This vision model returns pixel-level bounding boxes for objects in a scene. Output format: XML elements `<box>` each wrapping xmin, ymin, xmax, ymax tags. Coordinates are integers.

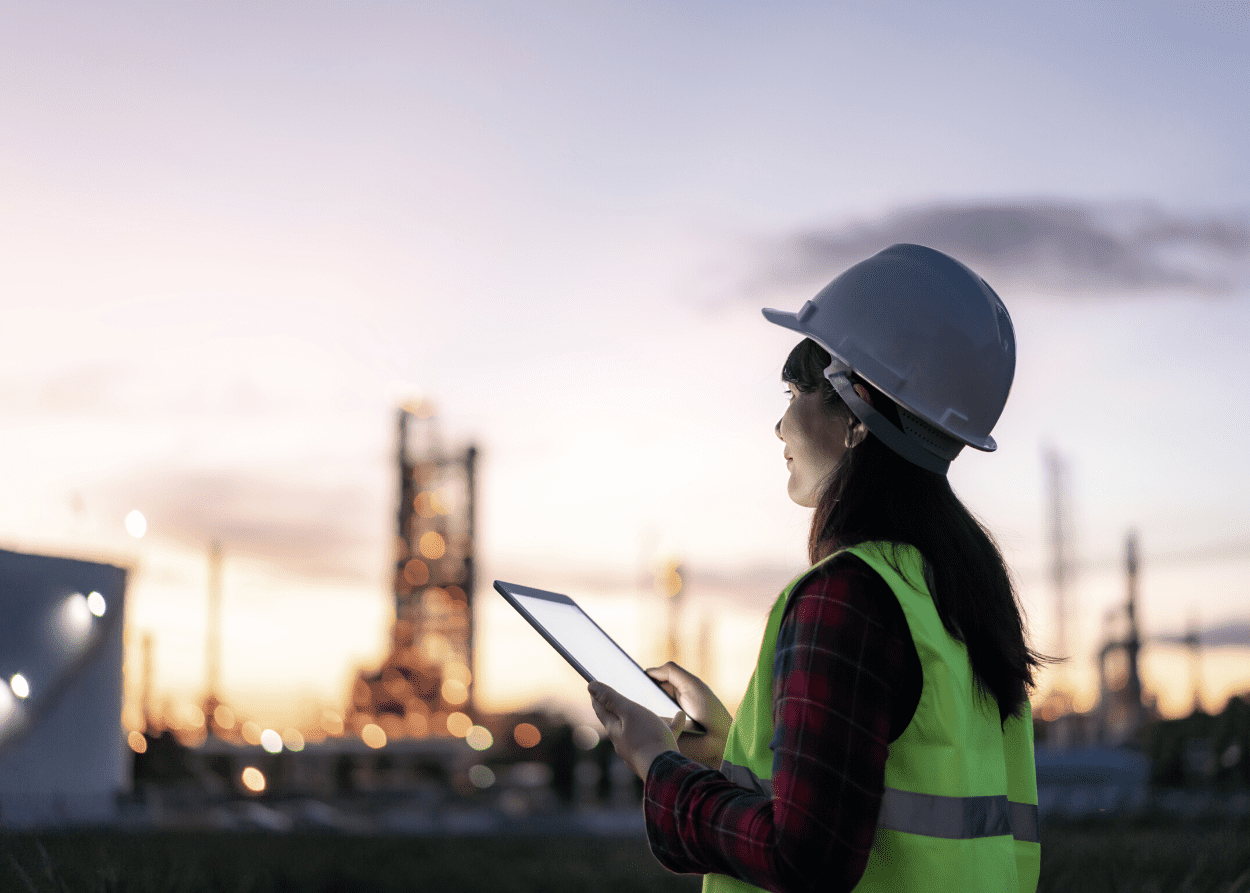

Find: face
<box><xmin>777</xmin><ymin>383</ymin><xmax>853</xmax><ymax>508</ymax></box>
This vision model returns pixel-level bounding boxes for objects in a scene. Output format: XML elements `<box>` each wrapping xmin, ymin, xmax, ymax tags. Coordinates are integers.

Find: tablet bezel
<box><xmin>493</xmin><ymin>580</ymin><xmax>706</xmax><ymax>736</ymax></box>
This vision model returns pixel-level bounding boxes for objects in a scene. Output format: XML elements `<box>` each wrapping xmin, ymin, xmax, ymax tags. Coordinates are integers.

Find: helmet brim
<box><xmin>761</xmin><ymin>307</ymin><xmax>804</xmax><ymax>332</ymax></box>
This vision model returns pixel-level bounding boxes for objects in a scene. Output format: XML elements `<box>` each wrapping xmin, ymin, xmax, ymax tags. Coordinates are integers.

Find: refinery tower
<box><xmin>346</xmin><ymin>402</ymin><xmax>479</xmax><ymax>741</ymax></box>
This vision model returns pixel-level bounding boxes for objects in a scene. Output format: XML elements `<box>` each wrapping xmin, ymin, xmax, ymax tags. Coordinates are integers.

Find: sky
<box><xmin>1</xmin><ymin>1</ymin><xmax>1248</xmax><ymax>732</ymax></box>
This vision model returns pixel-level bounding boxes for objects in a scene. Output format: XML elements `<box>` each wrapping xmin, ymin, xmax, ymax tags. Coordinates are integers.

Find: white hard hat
<box><xmin>762</xmin><ymin>243</ymin><xmax>1016</xmax><ymax>475</ymax></box>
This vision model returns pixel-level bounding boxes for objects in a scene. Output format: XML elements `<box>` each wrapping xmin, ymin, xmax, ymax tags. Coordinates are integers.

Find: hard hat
<box><xmin>762</xmin><ymin>243</ymin><xmax>1015</xmax><ymax>475</ymax></box>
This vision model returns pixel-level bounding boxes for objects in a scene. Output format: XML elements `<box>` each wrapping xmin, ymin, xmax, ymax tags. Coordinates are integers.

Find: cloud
<box><xmin>102</xmin><ymin>469</ymin><xmax>390</xmax><ymax>585</ymax></box>
<box><xmin>756</xmin><ymin>200</ymin><xmax>1249</xmax><ymax>297</ymax></box>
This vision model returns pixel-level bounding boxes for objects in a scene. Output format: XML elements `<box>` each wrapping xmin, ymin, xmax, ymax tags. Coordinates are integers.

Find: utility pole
<box><xmin>203</xmin><ymin>540</ymin><xmax>223</xmax><ymax>730</ymax></box>
<box><xmin>1041</xmin><ymin>446</ymin><xmax>1076</xmax><ymax>738</ymax></box>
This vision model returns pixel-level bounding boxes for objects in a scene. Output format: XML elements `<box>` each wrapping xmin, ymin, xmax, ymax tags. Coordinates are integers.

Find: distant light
<box><xmin>469</xmin><ymin>764</ymin><xmax>496</xmax><ymax>789</ymax></box>
<box><xmin>185</xmin><ymin>704</ymin><xmax>205</xmax><ymax>729</ymax></box>
<box><xmin>61</xmin><ymin>593</ymin><xmax>93</xmax><ymax>639</ymax></box>
<box><xmin>320</xmin><ymin>710</ymin><xmax>344</xmax><ymax>736</ymax></box>
<box><xmin>441</xmin><ymin>678</ymin><xmax>469</xmax><ymax>706</ymax></box>
<box><xmin>418</xmin><ymin>531</ymin><xmax>446</xmax><ymax>560</ymax></box>
<box><xmin>0</xmin><ymin>686</ymin><xmax>17</xmax><ymax>727</ymax></box>
<box><xmin>260</xmin><ymin>729</ymin><xmax>283</xmax><ymax>753</ymax></box>
<box><xmin>282</xmin><ymin>728</ymin><xmax>305</xmax><ymax>752</ymax></box>
<box><xmin>443</xmin><ymin>661</ymin><xmax>472</xmax><ymax>686</ymax></box>
<box><xmin>402</xmin><ymin>558</ymin><xmax>429</xmax><ymax>586</ymax></box>
<box><xmin>241</xmin><ymin>721</ymin><xmax>263</xmax><ymax>745</ymax></box>
<box><xmin>466</xmin><ymin>725</ymin><xmax>493</xmax><ymax>751</ymax></box>
<box><xmin>214</xmin><ymin>704</ymin><xmax>236</xmax><ymax>730</ymax></box>
<box><xmin>241</xmin><ymin>766</ymin><xmax>266</xmax><ymax>793</ymax></box>
<box><xmin>87</xmin><ymin>591</ymin><xmax>107</xmax><ymax>617</ymax></box>
<box><xmin>128</xmin><ymin>731</ymin><xmax>148</xmax><ymax>754</ymax></box>
<box><xmin>573</xmin><ymin>724</ymin><xmax>601</xmax><ymax>750</ymax></box>
<box><xmin>446</xmin><ymin>711</ymin><xmax>472</xmax><ymax>738</ymax></box>
<box><xmin>361</xmin><ymin>723</ymin><xmax>387</xmax><ymax>749</ymax></box>
<box><xmin>125</xmin><ymin>510</ymin><xmax>147</xmax><ymax>538</ymax></box>
<box><xmin>10</xmin><ymin>674</ymin><xmax>30</xmax><ymax>699</ymax></box>
<box><xmin>513</xmin><ymin>723</ymin><xmax>541</xmax><ymax>748</ymax></box>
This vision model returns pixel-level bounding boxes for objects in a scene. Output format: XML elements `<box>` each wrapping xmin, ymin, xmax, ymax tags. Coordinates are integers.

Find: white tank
<box><xmin>0</xmin><ymin>548</ymin><xmax>128</xmax><ymax>827</ymax></box>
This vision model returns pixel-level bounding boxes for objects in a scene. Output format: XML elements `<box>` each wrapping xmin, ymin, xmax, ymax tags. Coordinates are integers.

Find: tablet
<box><xmin>494</xmin><ymin>580</ymin><xmax>705</xmax><ymax>735</ymax></box>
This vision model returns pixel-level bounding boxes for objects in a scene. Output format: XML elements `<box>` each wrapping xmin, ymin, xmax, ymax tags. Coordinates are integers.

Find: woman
<box><xmin>589</xmin><ymin>244</ymin><xmax>1045</xmax><ymax>892</ymax></box>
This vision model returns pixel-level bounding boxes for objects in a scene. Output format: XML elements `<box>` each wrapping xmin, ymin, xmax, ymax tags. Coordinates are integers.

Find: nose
<box><xmin>775</xmin><ymin>417</ymin><xmax>783</xmax><ymax>440</ymax></box>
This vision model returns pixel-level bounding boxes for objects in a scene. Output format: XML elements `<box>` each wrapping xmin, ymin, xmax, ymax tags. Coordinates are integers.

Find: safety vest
<box><xmin>705</xmin><ymin>542</ymin><xmax>1040</xmax><ymax>893</ymax></box>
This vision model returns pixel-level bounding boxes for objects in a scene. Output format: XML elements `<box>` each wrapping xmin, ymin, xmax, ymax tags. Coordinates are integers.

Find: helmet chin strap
<box><xmin>825</xmin><ymin>368</ymin><xmax>951</xmax><ymax>475</ymax></box>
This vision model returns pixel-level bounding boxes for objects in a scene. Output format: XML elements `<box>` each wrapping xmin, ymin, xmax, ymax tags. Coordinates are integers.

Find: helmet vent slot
<box><xmin>898</xmin><ymin>407</ymin><xmax>964</xmax><ymax>462</ymax></box>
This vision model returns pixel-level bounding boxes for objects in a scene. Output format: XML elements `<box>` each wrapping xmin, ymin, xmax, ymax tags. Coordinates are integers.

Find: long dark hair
<box><xmin>783</xmin><ymin>338</ymin><xmax>1046</xmax><ymax>724</ymax></box>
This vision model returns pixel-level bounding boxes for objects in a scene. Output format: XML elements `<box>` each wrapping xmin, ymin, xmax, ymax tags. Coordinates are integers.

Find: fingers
<box><xmin>646</xmin><ymin>661</ymin><xmax>687</xmax><ymax>683</ymax></box>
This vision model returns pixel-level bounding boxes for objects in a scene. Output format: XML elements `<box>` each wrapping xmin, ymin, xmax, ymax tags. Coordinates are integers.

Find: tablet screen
<box><xmin>494</xmin><ymin>581</ymin><xmax>702</xmax><ymax>733</ymax></box>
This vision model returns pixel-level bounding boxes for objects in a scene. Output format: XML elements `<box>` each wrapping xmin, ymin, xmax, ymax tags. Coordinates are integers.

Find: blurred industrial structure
<box><xmin>345</xmin><ymin>401</ymin><xmax>479</xmax><ymax>743</ymax></box>
<box><xmin>0</xmin><ymin>549</ymin><xmax>129</xmax><ymax>825</ymax></box>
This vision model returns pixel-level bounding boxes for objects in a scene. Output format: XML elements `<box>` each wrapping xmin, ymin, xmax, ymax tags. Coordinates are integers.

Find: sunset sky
<box><xmin>2</xmin><ymin>2</ymin><xmax>1248</xmax><ymax>732</ymax></box>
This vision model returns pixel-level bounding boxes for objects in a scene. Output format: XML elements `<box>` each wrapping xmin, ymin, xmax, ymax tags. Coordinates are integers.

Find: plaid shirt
<box><xmin>643</xmin><ymin>553</ymin><xmax>922</xmax><ymax>893</ymax></box>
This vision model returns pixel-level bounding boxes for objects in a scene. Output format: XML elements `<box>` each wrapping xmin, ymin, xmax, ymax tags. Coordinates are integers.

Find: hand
<box><xmin>646</xmin><ymin>662</ymin><xmax>732</xmax><ymax>769</ymax></box>
<box><xmin>588</xmin><ymin>682</ymin><xmax>683</xmax><ymax>780</ymax></box>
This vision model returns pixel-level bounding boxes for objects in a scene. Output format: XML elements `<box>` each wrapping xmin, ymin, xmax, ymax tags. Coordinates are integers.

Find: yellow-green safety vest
<box><xmin>705</xmin><ymin>542</ymin><xmax>1040</xmax><ymax>893</ymax></box>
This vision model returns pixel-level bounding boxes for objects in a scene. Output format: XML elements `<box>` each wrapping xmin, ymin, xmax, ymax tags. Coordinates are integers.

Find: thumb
<box><xmin>588</xmin><ymin>681</ymin><xmax>620</xmax><ymax>712</ymax></box>
<box><xmin>668</xmin><ymin>711</ymin><xmax>686</xmax><ymax>736</ymax></box>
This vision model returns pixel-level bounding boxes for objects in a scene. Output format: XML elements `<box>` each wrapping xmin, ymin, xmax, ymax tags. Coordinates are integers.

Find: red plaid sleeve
<box><xmin>643</xmin><ymin>554</ymin><xmax>921</xmax><ymax>893</ymax></box>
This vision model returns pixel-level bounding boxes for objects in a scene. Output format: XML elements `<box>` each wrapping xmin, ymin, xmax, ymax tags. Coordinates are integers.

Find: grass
<box><xmin>1038</xmin><ymin>815</ymin><xmax>1250</xmax><ymax>893</ymax></box>
<box><xmin>2</xmin><ymin>816</ymin><xmax>1248</xmax><ymax>892</ymax></box>
<box><xmin>1</xmin><ymin>830</ymin><xmax>699</xmax><ymax>893</ymax></box>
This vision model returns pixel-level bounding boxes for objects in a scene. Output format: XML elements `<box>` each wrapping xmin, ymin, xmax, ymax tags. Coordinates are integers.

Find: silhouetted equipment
<box><xmin>346</xmin><ymin>401</ymin><xmax>479</xmax><ymax>741</ymax></box>
<box><xmin>202</xmin><ymin>540</ymin><xmax>223</xmax><ymax>733</ymax></box>
<box><xmin>1094</xmin><ymin>531</ymin><xmax>1149</xmax><ymax>745</ymax></box>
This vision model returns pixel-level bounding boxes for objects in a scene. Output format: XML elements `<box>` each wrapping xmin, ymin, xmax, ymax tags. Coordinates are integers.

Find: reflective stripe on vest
<box><xmin>721</xmin><ymin>759</ymin><xmax>1041</xmax><ymax>844</ymax></box>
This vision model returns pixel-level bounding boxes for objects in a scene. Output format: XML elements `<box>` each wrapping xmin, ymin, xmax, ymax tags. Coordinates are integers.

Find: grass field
<box><xmin>2</xmin><ymin>816</ymin><xmax>1248</xmax><ymax>892</ymax></box>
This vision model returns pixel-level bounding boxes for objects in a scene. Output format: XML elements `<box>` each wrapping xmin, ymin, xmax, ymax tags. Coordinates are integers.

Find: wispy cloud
<box><xmin>102</xmin><ymin>469</ymin><xmax>389</xmax><ymax>585</ymax></box>
<box><xmin>756</xmin><ymin>200</ymin><xmax>1249</xmax><ymax>297</ymax></box>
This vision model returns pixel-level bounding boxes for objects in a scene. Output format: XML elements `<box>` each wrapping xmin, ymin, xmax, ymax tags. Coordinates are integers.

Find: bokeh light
<box><xmin>513</xmin><ymin>722</ymin><xmax>541</xmax><ymax>748</ymax></box>
<box><xmin>241</xmin><ymin>766</ymin><xmax>265</xmax><ymax>793</ymax></box>
<box><xmin>9</xmin><ymin>674</ymin><xmax>30</xmax><ymax>699</ymax></box>
<box><xmin>361</xmin><ymin>723</ymin><xmax>387</xmax><ymax>749</ymax></box>
<box><xmin>405</xmin><ymin>712</ymin><xmax>429</xmax><ymax>736</ymax></box>
<box><xmin>60</xmin><ymin>592</ymin><xmax>93</xmax><ymax>643</ymax></box>
<box><xmin>214</xmin><ymin>704</ymin><xmax>236</xmax><ymax>729</ymax></box>
<box><xmin>402</xmin><ymin>558</ymin><xmax>429</xmax><ymax>586</ymax></box>
<box><xmin>441</xmin><ymin>678</ymin><xmax>469</xmax><ymax>705</ymax></box>
<box><xmin>241</xmin><ymin>721</ymin><xmax>262</xmax><ymax>745</ymax></box>
<box><xmin>443</xmin><ymin>661</ymin><xmax>472</xmax><ymax>685</ymax></box>
<box><xmin>282</xmin><ymin>728</ymin><xmax>305</xmax><ymax>752</ymax></box>
<box><xmin>446</xmin><ymin>711</ymin><xmax>472</xmax><ymax>737</ymax></box>
<box><xmin>86</xmin><ymin>591</ymin><xmax>106</xmax><ymax>617</ymax></box>
<box><xmin>127</xmin><ymin>731</ymin><xmax>148</xmax><ymax>753</ymax></box>
<box><xmin>465</xmin><ymin>725</ymin><xmax>493</xmax><ymax>751</ymax></box>
<box><xmin>260</xmin><ymin>728</ymin><xmax>283</xmax><ymax>753</ymax></box>
<box><xmin>468</xmin><ymin>764</ymin><xmax>495</xmax><ymax>789</ymax></box>
<box><xmin>573</xmin><ymin>724</ymin><xmax>601</xmax><ymax>750</ymax></box>
<box><xmin>0</xmin><ymin>686</ymin><xmax>17</xmax><ymax>727</ymax></box>
<box><xmin>320</xmin><ymin>710</ymin><xmax>344</xmax><ymax>735</ymax></box>
<box><xmin>418</xmin><ymin>531</ymin><xmax>445</xmax><ymax>560</ymax></box>
<box><xmin>125</xmin><ymin>510</ymin><xmax>147</xmax><ymax>538</ymax></box>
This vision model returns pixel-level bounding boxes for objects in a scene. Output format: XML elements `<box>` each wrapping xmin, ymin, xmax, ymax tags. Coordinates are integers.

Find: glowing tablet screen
<box><xmin>494</xmin><ymin>580</ymin><xmax>701</xmax><ymax>732</ymax></box>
